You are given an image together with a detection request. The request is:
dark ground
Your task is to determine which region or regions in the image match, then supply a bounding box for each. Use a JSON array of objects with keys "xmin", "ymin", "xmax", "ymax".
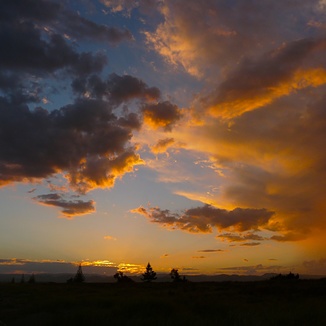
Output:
[{"xmin": 1, "ymin": 279, "xmax": 326, "ymax": 325}]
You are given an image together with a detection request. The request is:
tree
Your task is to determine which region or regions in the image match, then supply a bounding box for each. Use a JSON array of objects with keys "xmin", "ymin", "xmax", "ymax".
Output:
[
  {"xmin": 114, "ymin": 271, "xmax": 134, "ymax": 283},
  {"xmin": 141, "ymin": 263, "xmax": 157, "ymax": 282},
  {"xmin": 73, "ymin": 264, "xmax": 85, "ymax": 283},
  {"xmin": 170, "ymin": 268, "xmax": 187, "ymax": 282},
  {"xmin": 28, "ymin": 274, "xmax": 36, "ymax": 283},
  {"xmin": 270, "ymin": 272, "xmax": 299, "ymax": 281},
  {"xmin": 20, "ymin": 274, "xmax": 25, "ymax": 283}
]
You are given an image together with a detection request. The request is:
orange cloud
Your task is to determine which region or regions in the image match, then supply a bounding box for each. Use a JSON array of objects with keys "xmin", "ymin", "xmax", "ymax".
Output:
[
  {"xmin": 104, "ymin": 235, "xmax": 117, "ymax": 241},
  {"xmin": 208, "ymin": 67, "xmax": 326, "ymax": 119},
  {"xmin": 151, "ymin": 138, "xmax": 175, "ymax": 154},
  {"xmin": 69, "ymin": 150, "xmax": 144, "ymax": 193}
]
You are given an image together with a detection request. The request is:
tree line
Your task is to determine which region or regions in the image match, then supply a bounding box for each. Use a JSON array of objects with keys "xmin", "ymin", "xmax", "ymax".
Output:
[{"xmin": 9, "ymin": 264, "xmax": 301, "ymax": 284}]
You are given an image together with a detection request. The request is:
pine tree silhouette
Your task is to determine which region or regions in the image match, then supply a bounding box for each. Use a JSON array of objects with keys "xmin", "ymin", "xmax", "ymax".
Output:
[
  {"xmin": 141, "ymin": 263, "xmax": 157, "ymax": 282},
  {"xmin": 73, "ymin": 264, "xmax": 85, "ymax": 283},
  {"xmin": 28, "ymin": 274, "xmax": 36, "ymax": 283}
]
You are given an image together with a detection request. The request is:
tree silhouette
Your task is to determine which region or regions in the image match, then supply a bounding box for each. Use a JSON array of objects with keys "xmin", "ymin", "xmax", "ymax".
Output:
[
  {"xmin": 114, "ymin": 271, "xmax": 134, "ymax": 283},
  {"xmin": 28, "ymin": 274, "xmax": 36, "ymax": 283},
  {"xmin": 20, "ymin": 274, "xmax": 25, "ymax": 283},
  {"xmin": 270, "ymin": 272, "xmax": 299, "ymax": 281},
  {"xmin": 170, "ymin": 268, "xmax": 187, "ymax": 282},
  {"xmin": 73, "ymin": 264, "xmax": 85, "ymax": 283},
  {"xmin": 141, "ymin": 263, "xmax": 157, "ymax": 282}
]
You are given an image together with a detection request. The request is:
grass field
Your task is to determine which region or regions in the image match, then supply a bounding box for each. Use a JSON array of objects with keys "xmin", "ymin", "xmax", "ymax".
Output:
[{"xmin": 1, "ymin": 279, "xmax": 326, "ymax": 325}]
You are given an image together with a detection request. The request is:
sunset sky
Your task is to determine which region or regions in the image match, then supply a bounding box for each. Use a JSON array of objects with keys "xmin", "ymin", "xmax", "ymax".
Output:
[{"xmin": 1, "ymin": 0, "xmax": 326, "ymax": 277}]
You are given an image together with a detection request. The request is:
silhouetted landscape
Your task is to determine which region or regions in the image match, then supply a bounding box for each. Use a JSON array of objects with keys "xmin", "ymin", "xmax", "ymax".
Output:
[{"xmin": 1, "ymin": 269, "xmax": 326, "ymax": 325}]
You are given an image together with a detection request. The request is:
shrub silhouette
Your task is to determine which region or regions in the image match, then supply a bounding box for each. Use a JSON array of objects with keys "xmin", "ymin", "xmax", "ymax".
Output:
[
  {"xmin": 114, "ymin": 271, "xmax": 134, "ymax": 283},
  {"xmin": 141, "ymin": 263, "xmax": 157, "ymax": 282},
  {"xmin": 170, "ymin": 268, "xmax": 187, "ymax": 282}
]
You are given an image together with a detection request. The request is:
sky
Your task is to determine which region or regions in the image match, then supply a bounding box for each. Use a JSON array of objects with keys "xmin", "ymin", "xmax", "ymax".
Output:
[{"xmin": 1, "ymin": 0, "xmax": 326, "ymax": 277}]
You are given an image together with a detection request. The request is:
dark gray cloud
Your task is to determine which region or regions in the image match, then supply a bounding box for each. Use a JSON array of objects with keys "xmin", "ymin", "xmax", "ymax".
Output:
[
  {"xmin": 142, "ymin": 101, "xmax": 183, "ymax": 131},
  {"xmin": 0, "ymin": 0, "xmax": 132, "ymax": 44},
  {"xmin": 131, "ymin": 204, "xmax": 274, "ymax": 233},
  {"xmin": 197, "ymin": 249, "xmax": 224, "ymax": 253},
  {"xmin": 34, "ymin": 193, "xmax": 95, "ymax": 217},
  {"xmin": 0, "ymin": 0, "xmax": 132, "ymax": 106},
  {"xmin": 0, "ymin": 97, "xmax": 143, "ymax": 191},
  {"xmin": 72, "ymin": 74, "xmax": 161, "ymax": 105}
]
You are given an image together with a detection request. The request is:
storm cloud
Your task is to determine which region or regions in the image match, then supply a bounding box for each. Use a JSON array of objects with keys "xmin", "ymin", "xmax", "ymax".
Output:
[{"xmin": 0, "ymin": 0, "xmax": 177, "ymax": 198}]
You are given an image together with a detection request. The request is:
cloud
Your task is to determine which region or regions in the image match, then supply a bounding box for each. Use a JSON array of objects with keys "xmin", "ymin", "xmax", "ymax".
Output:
[
  {"xmin": 0, "ymin": 0, "xmax": 133, "ymax": 82},
  {"xmin": 34, "ymin": 193, "xmax": 95, "ymax": 217},
  {"xmin": 72, "ymin": 73, "xmax": 160, "ymax": 105},
  {"xmin": 240, "ymin": 242, "xmax": 261, "ymax": 247},
  {"xmin": 104, "ymin": 235, "xmax": 117, "ymax": 240},
  {"xmin": 151, "ymin": 138, "xmax": 175, "ymax": 154},
  {"xmin": 270, "ymin": 232, "xmax": 307, "ymax": 242},
  {"xmin": 0, "ymin": 97, "xmax": 144, "ymax": 192},
  {"xmin": 197, "ymin": 249, "xmax": 224, "ymax": 253},
  {"xmin": 205, "ymin": 38, "xmax": 326, "ymax": 119},
  {"xmin": 217, "ymin": 232, "xmax": 265, "ymax": 242},
  {"xmin": 192, "ymin": 256, "xmax": 206, "ymax": 259},
  {"xmin": 131, "ymin": 204, "xmax": 275, "ymax": 233},
  {"xmin": 0, "ymin": 258, "xmax": 117, "ymax": 275},
  {"xmin": 0, "ymin": 0, "xmax": 132, "ymax": 45},
  {"xmin": 0, "ymin": 0, "xmax": 161, "ymax": 197},
  {"xmin": 218, "ymin": 264, "xmax": 283, "ymax": 275},
  {"xmin": 142, "ymin": 101, "xmax": 183, "ymax": 131},
  {"xmin": 100, "ymin": 0, "xmax": 160, "ymax": 16},
  {"xmin": 145, "ymin": 0, "xmax": 322, "ymax": 78},
  {"xmin": 117, "ymin": 263, "xmax": 144, "ymax": 274},
  {"xmin": 141, "ymin": 0, "xmax": 326, "ymax": 248}
]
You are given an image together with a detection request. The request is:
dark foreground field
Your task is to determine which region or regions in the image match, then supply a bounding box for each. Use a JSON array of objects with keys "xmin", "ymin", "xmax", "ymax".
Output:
[{"xmin": 1, "ymin": 280, "xmax": 326, "ymax": 326}]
